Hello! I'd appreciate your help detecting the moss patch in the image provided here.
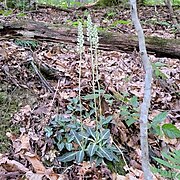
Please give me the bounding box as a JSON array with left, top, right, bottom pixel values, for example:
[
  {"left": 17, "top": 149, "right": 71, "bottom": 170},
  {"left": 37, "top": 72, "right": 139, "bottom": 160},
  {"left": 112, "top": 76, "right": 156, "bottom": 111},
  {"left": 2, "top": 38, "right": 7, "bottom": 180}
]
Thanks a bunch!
[{"left": 106, "top": 156, "right": 126, "bottom": 175}]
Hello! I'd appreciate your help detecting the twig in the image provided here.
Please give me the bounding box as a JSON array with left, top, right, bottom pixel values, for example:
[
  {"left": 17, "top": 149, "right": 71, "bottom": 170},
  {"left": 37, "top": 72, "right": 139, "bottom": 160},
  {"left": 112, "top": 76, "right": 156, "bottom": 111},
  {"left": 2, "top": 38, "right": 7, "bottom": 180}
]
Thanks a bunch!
[
  {"left": 49, "top": 79, "right": 60, "bottom": 111},
  {"left": 112, "top": 140, "right": 130, "bottom": 172},
  {"left": 29, "top": 58, "right": 54, "bottom": 93}
]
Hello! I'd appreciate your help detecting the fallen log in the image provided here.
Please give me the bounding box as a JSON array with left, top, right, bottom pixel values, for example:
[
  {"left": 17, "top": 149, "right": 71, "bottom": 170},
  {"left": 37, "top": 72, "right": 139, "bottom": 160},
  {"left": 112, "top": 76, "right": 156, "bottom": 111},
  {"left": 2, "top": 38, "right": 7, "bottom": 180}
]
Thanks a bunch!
[{"left": 0, "top": 20, "right": 179, "bottom": 58}]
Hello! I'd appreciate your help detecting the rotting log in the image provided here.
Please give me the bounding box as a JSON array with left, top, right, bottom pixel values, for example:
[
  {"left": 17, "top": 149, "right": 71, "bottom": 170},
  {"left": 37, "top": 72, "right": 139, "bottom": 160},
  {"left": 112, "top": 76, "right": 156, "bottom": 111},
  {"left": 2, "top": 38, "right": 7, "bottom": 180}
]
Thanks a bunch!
[{"left": 0, "top": 20, "right": 179, "bottom": 59}]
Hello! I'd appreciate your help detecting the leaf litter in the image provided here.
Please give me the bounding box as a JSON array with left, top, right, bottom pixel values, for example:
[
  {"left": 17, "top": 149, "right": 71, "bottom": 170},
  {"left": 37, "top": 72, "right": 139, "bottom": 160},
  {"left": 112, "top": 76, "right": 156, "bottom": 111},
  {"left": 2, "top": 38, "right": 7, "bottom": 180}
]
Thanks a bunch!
[{"left": 0, "top": 4, "right": 179, "bottom": 180}]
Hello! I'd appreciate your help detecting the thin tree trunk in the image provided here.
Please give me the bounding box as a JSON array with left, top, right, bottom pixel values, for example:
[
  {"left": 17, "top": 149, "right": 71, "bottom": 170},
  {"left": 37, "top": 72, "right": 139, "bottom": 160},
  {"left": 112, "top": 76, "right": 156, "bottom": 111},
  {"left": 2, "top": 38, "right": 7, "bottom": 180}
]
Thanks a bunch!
[{"left": 129, "top": 0, "right": 153, "bottom": 179}]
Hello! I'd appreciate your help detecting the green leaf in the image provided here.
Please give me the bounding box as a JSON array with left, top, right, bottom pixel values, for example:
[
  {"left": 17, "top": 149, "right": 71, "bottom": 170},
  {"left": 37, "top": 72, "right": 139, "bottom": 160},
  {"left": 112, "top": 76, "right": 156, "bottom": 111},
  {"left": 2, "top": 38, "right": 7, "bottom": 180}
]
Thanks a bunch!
[
  {"left": 3, "top": 10, "right": 13, "bottom": 16},
  {"left": 82, "top": 94, "right": 99, "bottom": 100},
  {"left": 99, "top": 129, "right": 110, "bottom": 142},
  {"left": 103, "top": 94, "right": 114, "bottom": 100},
  {"left": 120, "top": 107, "right": 129, "bottom": 116},
  {"left": 58, "top": 152, "right": 77, "bottom": 162},
  {"left": 154, "top": 62, "right": 166, "bottom": 67},
  {"left": 151, "top": 166, "right": 178, "bottom": 178},
  {"left": 57, "top": 142, "right": 64, "bottom": 151},
  {"left": 111, "top": 19, "right": 131, "bottom": 27},
  {"left": 162, "top": 151, "right": 180, "bottom": 165},
  {"left": 110, "top": 151, "right": 119, "bottom": 161},
  {"left": 65, "top": 143, "right": 73, "bottom": 151},
  {"left": 151, "top": 111, "right": 168, "bottom": 127},
  {"left": 173, "top": 150, "right": 180, "bottom": 160},
  {"left": 106, "top": 99, "right": 114, "bottom": 105},
  {"left": 72, "top": 21, "right": 79, "bottom": 27},
  {"left": 89, "top": 101, "right": 94, "bottom": 108},
  {"left": 67, "top": 124, "right": 77, "bottom": 129},
  {"left": 152, "top": 65, "right": 168, "bottom": 79},
  {"left": 126, "top": 117, "right": 136, "bottom": 127},
  {"left": 97, "top": 147, "right": 113, "bottom": 161},
  {"left": 101, "top": 138, "right": 110, "bottom": 146},
  {"left": 76, "top": 150, "right": 85, "bottom": 163},
  {"left": 102, "top": 116, "right": 113, "bottom": 125},
  {"left": 96, "top": 149, "right": 104, "bottom": 158},
  {"left": 151, "top": 125, "right": 163, "bottom": 136},
  {"left": 95, "top": 89, "right": 105, "bottom": 94},
  {"left": 66, "top": 134, "right": 74, "bottom": 142},
  {"left": 59, "top": 129, "right": 65, "bottom": 133},
  {"left": 86, "top": 127, "right": 96, "bottom": 140},
  {"left": 79, "top": 131, "right": 90, "bottom": 140},
  {"left": 87, "top": 143, "right": 98, "bottom": 156},
  {"left": 108, "top": 145, "right": 119, "bottom": 153},
  {"left": 153, "top": 157, "right": 173, "bottom": 168},
  {"left": 96, "top": 157, "right": 104, "bottom": 166},
  {"left": 131, "top": 113, "right": 140, "bottom": 118},
  {"left": 71, "top": 97, "right": 79, "bottom": 104},
  {"left": 55, "top": 114, "right": 71, "bottom": 123},
  {"left": 162, "top": 124, "right": 180, "bottom": 139},
  {"left": 89, "top": 109, "right": 95, "bottom": 115},
  {"left": 90, "top": 156, "right": 103, "bottom": 165},
  {"left": 158, "top": 21, "right": 171, "bottom": 26},
  {"left": 67, "top": 105, "right": 74, "bottom": 111},
  {"left": 129, "top": 96, "right": 138, "bottom": 107},
  {"left": 56, "top": 134, "right": 62, "bottom": 141},
  {"left": 71, "top": 130, "right": 82, "bottom": 148},
  {"left": 17, "top": 12, "right": 26, "bottom": 17},
  {"left": 44, "top": 127, "right": 53, "bottom": 137},
  {"left": 153, "top": 157, "right": 180, "bottom": 169}
]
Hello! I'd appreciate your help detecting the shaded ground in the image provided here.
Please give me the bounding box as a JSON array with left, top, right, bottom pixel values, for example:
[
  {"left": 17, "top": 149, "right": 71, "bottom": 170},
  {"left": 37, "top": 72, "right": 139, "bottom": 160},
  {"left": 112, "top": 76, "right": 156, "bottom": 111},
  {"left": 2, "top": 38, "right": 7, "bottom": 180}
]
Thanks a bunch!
[{"left": 0, "top": 4, "right": 179, "bottom": 180}]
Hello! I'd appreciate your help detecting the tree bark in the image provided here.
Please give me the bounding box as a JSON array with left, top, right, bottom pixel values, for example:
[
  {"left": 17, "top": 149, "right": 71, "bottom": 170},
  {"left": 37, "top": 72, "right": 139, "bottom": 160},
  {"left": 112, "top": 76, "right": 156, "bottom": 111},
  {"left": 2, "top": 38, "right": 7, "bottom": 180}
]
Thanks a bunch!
[{"left": 0, "top": 20, "right": 179, "bottom": 58}]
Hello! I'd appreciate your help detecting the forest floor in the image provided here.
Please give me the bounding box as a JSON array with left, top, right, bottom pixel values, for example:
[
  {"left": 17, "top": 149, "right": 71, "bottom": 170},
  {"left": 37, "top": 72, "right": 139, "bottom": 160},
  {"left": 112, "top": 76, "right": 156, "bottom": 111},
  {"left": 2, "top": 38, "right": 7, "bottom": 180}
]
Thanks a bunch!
[{"left": 0, "top": 4, "right": 179, "bottom": 180}]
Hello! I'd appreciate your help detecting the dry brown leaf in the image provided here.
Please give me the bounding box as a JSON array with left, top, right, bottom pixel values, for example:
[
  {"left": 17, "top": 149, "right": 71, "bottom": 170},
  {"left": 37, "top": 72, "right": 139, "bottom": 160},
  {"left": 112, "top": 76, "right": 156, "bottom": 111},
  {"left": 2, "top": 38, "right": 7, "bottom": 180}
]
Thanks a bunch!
[
  {"left": 130, "top": 160, "right": 141, "bottom": 170},
  {"left": 24, "top": 152, "right": 61, "bottom": 180},
  {"left": 59, "top": 92, "right": 70, "bottom": 99},
  {"left": 33, "top": 105, "right": 50, "bottom": 115},
  {"left": 7, "top": 133, "right": 31, "bottom": 153},
  {"left": 101, "top": 97, "right": 109, "bottom": 114},
  {"left": 162, "top": 136, "right": 178, "bottom": 145},
  {"left": 6, "top": 132, "right": 22, "bottom": 153},
  {"left": 69, "top": 91, "right": 77, "bottom": 98},
  {"left": 112, "top": 173, "right": 128, "bottom": 180},
  {"left": 26, "top": 171, "right": 44, "bottom": 180},
  {"left": 83, "top": 118, "right": 95, "bottom": 128},
  {"left": 24, "top": 152, "right": 46, "bottom": 173},
  {"left": 44, "top": 168, "right": 59, "bottom": 180},
  {"left": 46, "top": 170, "right": 62, "bottom": 180},
  {"left": 0, "top": 157, "right": 29, "bottom": 172},
  {"left": 130, "top": 89, "right": 144, "bottom": 98},
  {"left": 20, "top": 105, "right": 31, "bottom": 115},
  {"left": 20, "top": 134, "right": 31, "bottom": 151},
  {"left": 45, "top": 51, "right": 52, "bottom": 59},
  {"left": 113, "top": 172, "right": 139, "bottom": 180}
]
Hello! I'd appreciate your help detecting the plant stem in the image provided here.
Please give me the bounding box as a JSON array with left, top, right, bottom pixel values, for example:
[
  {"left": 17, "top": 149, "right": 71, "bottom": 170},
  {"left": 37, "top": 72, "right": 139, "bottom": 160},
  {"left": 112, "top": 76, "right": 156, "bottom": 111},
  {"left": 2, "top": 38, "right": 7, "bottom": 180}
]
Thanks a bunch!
[
  {"left": 79, "top": 52, "right": 83, "bottom": 131},
  {"left": 77, "top": 21, "right": 84, "bottom": 131},
  {"left": 90, "top": 44, "right": 98, "bottom": 130},
  {"left": 94, "top": 47, "right": 102, "bottom": 128}
]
